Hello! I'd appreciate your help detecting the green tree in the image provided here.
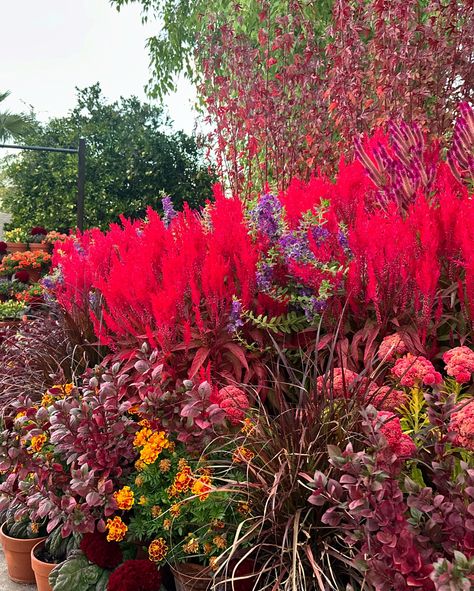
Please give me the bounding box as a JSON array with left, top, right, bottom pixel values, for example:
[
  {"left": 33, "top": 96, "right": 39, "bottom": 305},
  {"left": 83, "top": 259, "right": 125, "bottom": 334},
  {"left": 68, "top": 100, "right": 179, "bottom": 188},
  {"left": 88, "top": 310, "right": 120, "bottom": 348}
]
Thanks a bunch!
[
  {"left": 0, "top": 90, "right": 33, "bottom": 142},
  {"left": 1, "top": 84, "right": 215, "bottom": 230}
]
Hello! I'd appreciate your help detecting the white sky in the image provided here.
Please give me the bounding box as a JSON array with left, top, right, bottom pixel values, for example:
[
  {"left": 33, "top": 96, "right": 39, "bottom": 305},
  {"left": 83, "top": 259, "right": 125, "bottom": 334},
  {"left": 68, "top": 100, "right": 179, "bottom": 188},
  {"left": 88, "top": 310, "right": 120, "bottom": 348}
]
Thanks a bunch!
[{"left": 0, "top": 0, "right": 197, "bottom": 133}]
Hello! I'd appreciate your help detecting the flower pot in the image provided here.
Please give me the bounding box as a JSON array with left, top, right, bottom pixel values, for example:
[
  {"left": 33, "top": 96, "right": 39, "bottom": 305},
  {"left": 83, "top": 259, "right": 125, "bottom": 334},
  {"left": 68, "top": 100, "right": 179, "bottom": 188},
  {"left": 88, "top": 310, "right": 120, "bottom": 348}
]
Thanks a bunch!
[
  {"left": 31, "top": 540, "right": 59, "bottom": 591},
  {"left": 6, "top": 242, "right": 27, "bottom": 253},
  {"left": 29, "top": 243, "right": 48, "bottom": 253},
  {"left": 0, "top": 522, "right": 46, "bottom": 584},
  {"left": 172, "top": 563, "right": 219, "bottom": 591}
]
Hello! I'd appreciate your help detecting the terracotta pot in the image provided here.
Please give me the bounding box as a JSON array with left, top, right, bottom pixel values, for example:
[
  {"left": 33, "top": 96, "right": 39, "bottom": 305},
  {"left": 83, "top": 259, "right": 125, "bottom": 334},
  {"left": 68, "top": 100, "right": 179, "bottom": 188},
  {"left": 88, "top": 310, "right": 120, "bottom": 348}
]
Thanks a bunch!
[
  {"left": 172, "top": 563, "right": 220, "bottom": 591},
  {"left": 6, "top": 242, "right": 27, "bottom": 253},
  {"left": 29, "top": 243, "right": 48, "bottom": 252},
  {"left": 0, "top": 522, "right": 46, "bottom": 584},
  {"left": 31, "top": 540, "right": 59, "bottom": 591}
]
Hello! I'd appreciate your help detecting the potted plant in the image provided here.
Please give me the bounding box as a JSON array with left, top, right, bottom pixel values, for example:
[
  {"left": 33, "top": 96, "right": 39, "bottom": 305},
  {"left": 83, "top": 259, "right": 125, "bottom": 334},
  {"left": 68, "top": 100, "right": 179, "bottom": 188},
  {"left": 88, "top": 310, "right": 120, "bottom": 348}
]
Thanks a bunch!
[
  {"left": 0, "top": 299, "right": 27, "bottom": 327},
  {"left": 28, "top": 226, "right": 49, "bottom": 252},
  {"left": 117, "top": 429, "right": 250, "bottom": 591},
  {"left": 0, "top": 250, "right": 52, "bottom": 282},
  {"left": 0, "top": 279, "right": 28, "bottom": 302},
  {"left": 0, "top": 502, "right": 47, "bottom": 584},
  {"left": 31, "top": 527, "right": 80, "bottom": 591},
  {"left": 4, "top": 227, "right": 28, "bottom": 253},
  {"left": 44, "top": 231, "right": 69, "bottom": 253}
]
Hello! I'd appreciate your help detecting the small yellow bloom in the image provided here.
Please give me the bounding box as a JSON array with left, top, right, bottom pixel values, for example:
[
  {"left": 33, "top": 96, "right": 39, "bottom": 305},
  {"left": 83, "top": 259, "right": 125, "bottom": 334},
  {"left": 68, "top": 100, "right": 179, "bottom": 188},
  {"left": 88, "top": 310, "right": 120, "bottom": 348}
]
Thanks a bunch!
[
  {"left": 135, "top": 460, "right": 146, "bottom": 471},
  {"left": 213, "top": 535, "right": 227, "bottom": 550},
  {"left": 30, "top": 434, "right": 47, "bottom": 453},
  {"left": 139, "top": 418, "right": 151, "bottom": 427},
  {"left": 30, "top": 522, "right": 39, "bottom": 534},
  {"left": 41, "top": 393, "right": 54, "bottom": 407},
  {"left": 170, "top": 503, "right": 181, "bottom": 517},
  {"left": 191, "top": 475, "right": 212, "bottom": 502},
  {"left": 163, "top": 518, "right": 172, "bottom": 530},
  {"left": 114, "top": 486, "right": 134, "bottom": 510},
  {"left": 140, "top": 443, "right": 160, "bottom": 465},
  {"left": 149, "top": 538, "right": 168, "bottom": 562},
  {"left": 106, "top": 516, "right": 128, "bottom": 542},
  {"left": 241, "top": 418, "right": 255, "bottom": 434},
  {"left": 209, "top": 556, "right": 219, "bottom": 571},
  {"left": 183, "top": 537, "right": 199, "bottom": 554},
  {"left": 138, "top": 495, "right": 147, "bottom": 506},
  {"left": 14, "top": 411, "right": 26, "bottom": 421},
  {"left": 159, "top": 459, "right": 171, "bottom": 472},
  {"left": 133, "top": 427, "right": 152, "bottom": 448},
  {"left": 232, "top": 446, "right": 255, "bottom": 464},
  {"left": 151, "top": 505, "right": 162, "bottom": 518}
]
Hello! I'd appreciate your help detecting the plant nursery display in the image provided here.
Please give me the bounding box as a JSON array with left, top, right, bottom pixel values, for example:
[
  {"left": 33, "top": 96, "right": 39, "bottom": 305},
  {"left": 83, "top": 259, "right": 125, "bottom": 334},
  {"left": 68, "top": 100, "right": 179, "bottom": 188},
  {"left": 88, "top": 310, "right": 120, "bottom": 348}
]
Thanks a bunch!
[{"left": 0, "top": 1, "right": 473, "bottom": 590}]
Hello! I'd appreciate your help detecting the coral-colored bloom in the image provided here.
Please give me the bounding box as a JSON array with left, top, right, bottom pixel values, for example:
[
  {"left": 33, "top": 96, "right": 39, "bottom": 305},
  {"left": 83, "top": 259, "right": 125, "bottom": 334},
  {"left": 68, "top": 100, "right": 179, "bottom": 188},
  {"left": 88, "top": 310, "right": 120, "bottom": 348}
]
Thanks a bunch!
[
  {"left": 106, "top": 516, "right": 128, "bottom": 542},
  {"left": 391, "top": 353, "right": 442, "bottom": 387},
  {"left": 378, "top": 333, "right": 408, "bottom": 362},
  {"left": 367, "top": 385, "right": 407, "bottom": 412},
  {"left": 148, "top": 538, "right": 168, "bottom": 562},
  {"left": 443, "top": 346, "right": 474, "bottom": 383},
  {"left": 215, "top": 386, "right": 250, "bottom": 425},
  {"left": 191, "top": 475, "right": 212, "bottom": 501},
  {"left": 316, "top": 367, "right": 361, "bottom": 398},
  {"left": 378, "top": 411, "right": 416, "bottom": 459},
  {"left": 114, "top": 486, "right": 135, "bottom": 510},
  {"left": 171, "top": 463, "right": 193, "bottom": 494},
  {"left": 449, "top": 400, "right": 474, "bottom": 451}
]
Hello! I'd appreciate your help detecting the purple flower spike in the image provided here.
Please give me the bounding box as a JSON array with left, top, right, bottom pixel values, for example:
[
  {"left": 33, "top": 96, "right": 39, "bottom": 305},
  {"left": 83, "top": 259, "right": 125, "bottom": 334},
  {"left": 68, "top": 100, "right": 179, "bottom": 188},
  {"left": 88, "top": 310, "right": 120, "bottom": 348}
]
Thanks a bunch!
[{"left": 162, "top": 195, "right": 177, "bottom": 227}]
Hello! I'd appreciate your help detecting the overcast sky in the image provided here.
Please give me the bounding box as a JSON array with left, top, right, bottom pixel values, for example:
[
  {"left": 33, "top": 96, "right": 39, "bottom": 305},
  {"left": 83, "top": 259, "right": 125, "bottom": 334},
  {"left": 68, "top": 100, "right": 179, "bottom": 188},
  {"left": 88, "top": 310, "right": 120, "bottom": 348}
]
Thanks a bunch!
[{"left": 1, "top": 0, "right": 196, "bottom": 133}]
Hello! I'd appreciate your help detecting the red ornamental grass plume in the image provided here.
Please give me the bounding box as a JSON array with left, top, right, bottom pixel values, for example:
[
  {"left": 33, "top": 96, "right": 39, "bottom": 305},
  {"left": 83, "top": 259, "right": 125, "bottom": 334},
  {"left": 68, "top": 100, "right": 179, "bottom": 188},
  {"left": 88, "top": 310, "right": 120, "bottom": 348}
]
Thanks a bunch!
[
  {"left": 80, "top": 531, "right": 123, "bottom": 569},
  {"left": 107, "top": 560, "right": 162, "bottom": 591}
]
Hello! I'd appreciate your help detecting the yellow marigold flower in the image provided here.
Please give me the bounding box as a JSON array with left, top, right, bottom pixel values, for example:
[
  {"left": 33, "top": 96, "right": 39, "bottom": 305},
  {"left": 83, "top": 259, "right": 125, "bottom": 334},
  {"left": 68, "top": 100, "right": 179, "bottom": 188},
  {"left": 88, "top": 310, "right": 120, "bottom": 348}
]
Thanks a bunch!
[
  {"left": 191, "top": 475, "right": 212, "bottom": 502},
  {"left": 138, "top": 495, "right": 147, "bottom": 506},
  {"left": 213, "top": 535, "right": 226, "bottom": 550},
  {"left": 151, "top": 505, "right": 162, "bottom": 518},
  {"left": 30, "top": 434, "right": 47, "bottom": 453},
  {"left": 238, "top": 501, "right": 252, "bottom": 515},
  {"left": 114, "top": 486, "right": 134, "bottom": 510},
  {"left": 41, "top": 393, "right": 54, "bottom": 407},
  {"left": 63, "top": 383, "right": 74, "bottom": 396},
  {"left": 135, "top": 475, "right": 144, "bottom": 487},
  {"left": 14, "top": 411, "right": 26, "bottom": 421},
  {"left": 135, "top": 460, "right": 146, "bottom": 471},
  {"left": 167, "top": 441, "right": 176, "bottom": 453},
  {"left": 138, "top": 418, "right": 151, "bottom": 427},
  {"left": 106, "top": 516, "right": 128, "bottom": 542},
  {"left": 133, "top": 427, "right": 152, "bottom": 448},
  {"left": 163, "top": 518, "right": 172, "bottom": 531},
  {"left": 203, "top": 542, "right": 212, "bottom": 555},
  {"left": 232, "top": 446, "right": 255, "bottom": 464},
  {"left": 140, "top": 443, "right": 160, "bottom": 465},
  {"left": 209, "top": 556, "right": 219, "bottom": 571},
  {"left": 170, "top": 503, "right": 181, "bottom": 517},
  {"left": 241, "top": 418, "right": 255, "bottom": 434},
  {"left": 148, "top": 538, "right": 168, "bottom": 563},
  {"left": 128, "top": 404, "right": 140, "bottom": 415},
  {"left": 159, "top": 459, "right": 171, "bottom": 472},
  {"left": 30, "top": 522, "right": 39, "bottom": 534},
  {"left": 148, "top": 431, "right": 169, "bottom": 449},
  {"left": 183, "top": 537, "right": 199, "bottom": 554}
]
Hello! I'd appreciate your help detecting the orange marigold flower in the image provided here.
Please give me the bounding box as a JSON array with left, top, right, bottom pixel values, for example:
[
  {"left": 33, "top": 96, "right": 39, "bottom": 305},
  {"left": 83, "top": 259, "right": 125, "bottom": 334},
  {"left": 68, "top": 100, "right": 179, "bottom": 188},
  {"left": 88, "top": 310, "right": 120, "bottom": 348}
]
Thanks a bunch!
[
  {"left": 172, "top": 464, "right": 193, "bottom": 494},
  {"left": 41, "top": 393, "right": 54, "bottom": 407},
  {"left": 232, "top": 446, "right": 255, "bottom": 463},
  {"left": 106, "top": 516, "right": 128, "bottom": 542},
  {"left": 128, "top": 404, "right": 140, "bottom": 415},
  {"left": 170, "top": 503, "right": 181, "bottom": 517},
  {"left": 139, "top": 418, "right": 151, "bottom": 427},
  {"left": 191, "top": 475, "right": 212, "bottom": 501},
  {"left": 203, "top": 542, "right": 212, "bottom": 555},
  {"left": 163, "top": 518, "right": 172, "bottom": 531},
  {"left": 30, "top": 434, "right": 47, "bottom": 453},
  {"left": 135, "top": 475, "right": 144, "bottom": 487},
  {"left": 237, "top": 501, "right": 252, "bottom": 515},
  {"left": 135, "top": 460, "right": 146, "bottom": 471},
  {"left": 151, "top": 505, "right": 162, "bottom": 518},
  {"left": 30, "top": 522, "right": 39, "bottom": 534},
  {"left": 114, "top": 486, "right": 134, "bottom": 510},
  {"left": 148, "top": 538, "right": 168, "bottom": 562},
  {"left": 159, "top": 459, "right": 171, "bottom": 472},
  {"left": 140, "top": 443, "right": 161, "bottom": 465},
  {"left": 211, "top": 519, "right": 225, "bottom": 530},
  {"left": 209, "top": 556, "right": 219, "bottom": 571},
  {"left": 133, "top": 427, "right": 152, "bottom": 448},
  {"left": 241, "top": 418, "right": 255, "bottom": 435},
  {"left": 213, "top": 535, "right": 226, "bottom": 549},
  {"left": 183, "top": 537, "right": 199, "bottom": 554}
]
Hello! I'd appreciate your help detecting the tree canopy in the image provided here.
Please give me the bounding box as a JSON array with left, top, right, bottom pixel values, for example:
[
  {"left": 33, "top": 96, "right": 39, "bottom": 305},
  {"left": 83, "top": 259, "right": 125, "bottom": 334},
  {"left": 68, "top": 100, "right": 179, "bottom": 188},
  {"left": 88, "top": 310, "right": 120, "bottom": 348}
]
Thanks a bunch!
[
  {"left": 1, "top": 84, "right": 215, "bottom": 231},
  {"left": 0, "top": 90, "right": 33, "bottom": 143}
]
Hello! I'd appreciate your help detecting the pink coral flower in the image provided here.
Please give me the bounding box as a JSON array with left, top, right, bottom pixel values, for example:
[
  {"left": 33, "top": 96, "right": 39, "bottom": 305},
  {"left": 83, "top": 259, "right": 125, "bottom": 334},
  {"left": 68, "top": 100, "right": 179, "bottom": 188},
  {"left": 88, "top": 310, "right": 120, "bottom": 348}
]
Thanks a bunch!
[
  {"left": 449, "top": 400, "right": 474, "bottom": 451},
  {"left": 216, "top": 386, "right": 249, "bottom": 425},
  {"left": 391, "top": 353, "right": 442, "bottom": 387},
  {"left": 442, "top": 346, "right": 474, "bottom": 384},
  {"left": 378, "top": 411, "right": 416, "bottom": 459},
  {"left": 316, "top": 368, "right": 364, "bottom": 399},
  {"left": 378, "top": 333, "right": 408, "bottom": 362},
  {"left": 367, "top": 385, "right": 407, "bottom": 412}
]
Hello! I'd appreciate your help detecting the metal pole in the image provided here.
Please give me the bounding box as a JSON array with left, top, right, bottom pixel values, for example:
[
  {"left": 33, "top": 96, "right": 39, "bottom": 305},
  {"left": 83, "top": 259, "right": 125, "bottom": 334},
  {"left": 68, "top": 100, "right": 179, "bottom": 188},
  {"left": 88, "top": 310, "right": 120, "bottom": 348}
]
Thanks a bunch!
[{"left": 77, "top": 138, "right": 86, "bottom": 231}]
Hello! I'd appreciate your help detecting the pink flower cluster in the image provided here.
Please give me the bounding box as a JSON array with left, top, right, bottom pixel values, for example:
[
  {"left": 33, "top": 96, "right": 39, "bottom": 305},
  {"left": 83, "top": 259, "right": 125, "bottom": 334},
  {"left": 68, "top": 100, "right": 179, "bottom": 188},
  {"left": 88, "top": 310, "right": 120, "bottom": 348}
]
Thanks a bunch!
[
  {"left": 316, "top": 368, "right": 360, "bottom": 399},
  {"left": 215, "top": 386, "right": 249, "bottom": 425},
  {"left": 378, "top": 333, "right": 408, "bottom": 362},
  {"left": 367, "top": 385, "right": 407, "bottom": 412},
  {"left": 391, "top": 353, "right": 442, "bottom": 387},
  {"left": 449, "top": 400, "right": 474, "bottom": 451},
  {"left": 378, "top": 411, "right": 417, "bottom": 459},
  {"left": 442, "top": 346, "right": 474, "bottom": 384}
]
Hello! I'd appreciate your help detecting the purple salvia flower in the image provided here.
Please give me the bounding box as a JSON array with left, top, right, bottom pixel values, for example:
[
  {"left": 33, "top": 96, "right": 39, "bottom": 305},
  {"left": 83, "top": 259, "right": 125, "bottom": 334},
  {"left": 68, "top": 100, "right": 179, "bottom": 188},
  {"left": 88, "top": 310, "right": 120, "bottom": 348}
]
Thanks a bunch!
[
  {"left": 256, "top": 262, "right": 274, "bottom": 291},
  {"left": 228, "top": 299, "right": 244, "bottom": 333},
  {"left": 251, "top": 193, "right": 283, "bottom": 240},
  {"left": 162, "top": 195, "right": 177, "bottom": 227}
]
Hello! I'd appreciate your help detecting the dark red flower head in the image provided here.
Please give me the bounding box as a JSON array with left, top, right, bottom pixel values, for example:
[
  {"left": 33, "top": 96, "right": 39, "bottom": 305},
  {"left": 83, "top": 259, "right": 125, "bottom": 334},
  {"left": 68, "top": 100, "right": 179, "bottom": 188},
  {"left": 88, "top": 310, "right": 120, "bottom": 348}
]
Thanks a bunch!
[
  {"left": 30, "top": 226, "right": 47, "bottom": 236},
  {"left": 15, "top": 270, "right": 30, "bottom": 283},
  {"left": 107, "top": 560, "right": 162, "bottom": 591},
  {"left": 0, "top": 242, "right": 7, "bottom": 254},
  {"left": 80, "top": 531, "right": 123, "bottom": 569}
]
